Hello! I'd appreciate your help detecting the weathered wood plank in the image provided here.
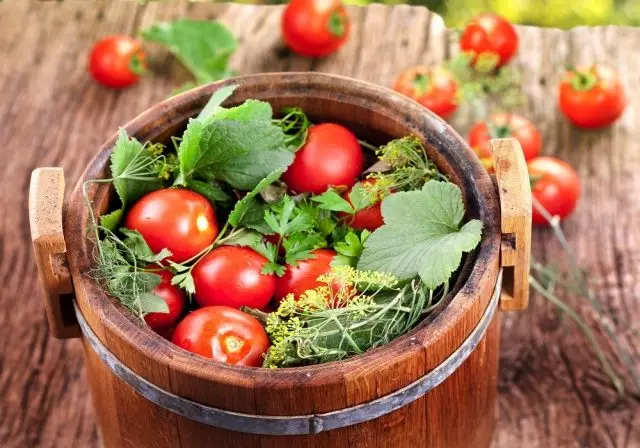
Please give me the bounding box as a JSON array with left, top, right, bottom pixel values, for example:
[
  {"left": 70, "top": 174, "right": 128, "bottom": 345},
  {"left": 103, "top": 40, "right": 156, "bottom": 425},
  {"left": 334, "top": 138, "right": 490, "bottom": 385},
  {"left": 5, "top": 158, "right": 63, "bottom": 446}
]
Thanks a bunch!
[{"left": 0, "top": 1, "right": 638, "bottom": 447}]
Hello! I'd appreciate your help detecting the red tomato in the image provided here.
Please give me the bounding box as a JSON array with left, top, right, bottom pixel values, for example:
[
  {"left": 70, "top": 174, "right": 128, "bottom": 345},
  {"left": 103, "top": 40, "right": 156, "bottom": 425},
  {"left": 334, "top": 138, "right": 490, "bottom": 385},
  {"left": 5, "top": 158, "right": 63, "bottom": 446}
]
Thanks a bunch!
[
  {"left": 528, "top": 157, "right": 580, "bottom": 226},
  {"left": 460, "top": 13, "right": 518, "bottom": 68},
  {"left": 282, "top": 0, "right": 350, "bottom": 58},
  {"left": 144, "top": 270, "right": 187, "bottom": 330},
  {"left": 393, "top": 66, "right": 459, "bottom": 119},
  {"left": 275, "top": 249, "right": 336, "bottom": 302},
  {"left": 283, "top": 123, "right": 364, "bottom": 194},
  {"left": 559, "top": 65, "right": 626, "bottom": 129},
  {"left": 125, "top": 189, "right": 218, "bottom": 263},
  {"left": 339, "top": 178, "right": 385, "bottom": 231},
  {"left": 468, "top": 113, "right": 541, "bottom": 163},
  {"left": 89, "top": 35, "right": 145, "bottom": 89},
  {"left": 192, "top": 246, "right": 276, "bottom": 310},
  {"left": 172, "top": 306, "right": 269, "bottom": 367}
]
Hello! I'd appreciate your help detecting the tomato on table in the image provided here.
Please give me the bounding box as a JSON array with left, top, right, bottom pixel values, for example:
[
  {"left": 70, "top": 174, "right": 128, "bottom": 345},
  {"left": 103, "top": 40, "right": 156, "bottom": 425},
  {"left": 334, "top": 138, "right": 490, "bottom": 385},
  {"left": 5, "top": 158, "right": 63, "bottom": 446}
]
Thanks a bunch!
[
  {"left": 339, "top": 178, "right": 385, "bottom": 231},
  {"left": 192, "top": 246, "right": 276, "bottom": 310},
  {"left": 172, "top": 306, "right": 269, "bottom": 367},
  {"left": 558, "top": 64, "right": 626, "bottom": 129},
  {"left": 274, "top": 249, "right": 336, "bottom": 302},
  {"left": 144, "top": 270, "right": 187, "bottom": 330},
  {"left": 89, "top": 35, "right": 145, "bottom": 89},
  {"left": 393, "top": 66, "right": 459, "bottom": 119},
  {"left": 460, "top": 13, "right": 518, "bottom": 68},
  {"left": 125, "top": 189, "right": 218, "bottom": 263},
  {"left": 528, "top": 157, "right": 580, "bottom": 226},
  {"left": 468, "top": 113, "right": 542, "bottom": 163},
  {"left": 283, "top": 123, "right": 364, "bottom": 194},
  {"left": 282, "top": 0, "right": 350, "bottom": 57}
]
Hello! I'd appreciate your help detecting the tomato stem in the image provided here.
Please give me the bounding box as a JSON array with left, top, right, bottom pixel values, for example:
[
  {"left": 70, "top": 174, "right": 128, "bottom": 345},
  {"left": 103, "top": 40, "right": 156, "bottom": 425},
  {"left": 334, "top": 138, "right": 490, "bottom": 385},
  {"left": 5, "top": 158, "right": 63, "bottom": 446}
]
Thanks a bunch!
[
  {"left": 411, "top": 73, "right": 430, "bottom": 96},
  {"left": 128, "top": 53, "right": 146, "bottom": 76},
  {"left": 327, "top": 11, "right": 346, "bottom": 38},
  {"left": 570, "top": 70, "right": 598, "bottom": 92}
]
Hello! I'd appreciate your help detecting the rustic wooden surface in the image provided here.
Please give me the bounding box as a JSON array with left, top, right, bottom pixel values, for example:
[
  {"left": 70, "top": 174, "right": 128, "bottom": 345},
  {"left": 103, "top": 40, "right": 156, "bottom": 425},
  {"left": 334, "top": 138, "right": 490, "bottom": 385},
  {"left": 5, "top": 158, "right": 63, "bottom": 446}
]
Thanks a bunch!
[{"left": 0, "top": 1, "right": 638, "bottom": 447}]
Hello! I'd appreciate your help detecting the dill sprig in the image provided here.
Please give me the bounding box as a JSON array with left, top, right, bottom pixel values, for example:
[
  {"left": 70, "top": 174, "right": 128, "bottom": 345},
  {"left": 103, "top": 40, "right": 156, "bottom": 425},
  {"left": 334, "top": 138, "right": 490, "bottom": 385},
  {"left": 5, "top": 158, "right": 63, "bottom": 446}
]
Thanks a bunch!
[
  {"left": 89, "top": 226, "right": 165, "bottom": 320},
  {"left": 255, "top": 266, "right": 447, "bottom": 368},
  {"left": 365, "top": 136, "right": 448, "bottom": 199}
]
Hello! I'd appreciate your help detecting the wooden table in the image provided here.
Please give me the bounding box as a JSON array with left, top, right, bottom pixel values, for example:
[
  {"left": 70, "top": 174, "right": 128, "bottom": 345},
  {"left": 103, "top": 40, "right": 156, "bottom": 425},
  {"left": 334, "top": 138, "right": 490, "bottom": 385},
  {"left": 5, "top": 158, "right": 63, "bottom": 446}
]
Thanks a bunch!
[{"left": 1, "top": 1, "right": 638, "bottom": 447}]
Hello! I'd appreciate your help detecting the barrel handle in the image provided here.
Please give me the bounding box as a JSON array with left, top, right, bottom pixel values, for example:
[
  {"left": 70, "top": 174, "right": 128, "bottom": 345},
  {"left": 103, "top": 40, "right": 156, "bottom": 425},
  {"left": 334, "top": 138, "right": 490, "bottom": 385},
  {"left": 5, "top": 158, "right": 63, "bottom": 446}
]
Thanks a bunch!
[
  {"left": 491, "top": 138, "right": 532, "bottom": 311},
  {"left": 29, "top": 168, "right": 80, "bottom": 338}
]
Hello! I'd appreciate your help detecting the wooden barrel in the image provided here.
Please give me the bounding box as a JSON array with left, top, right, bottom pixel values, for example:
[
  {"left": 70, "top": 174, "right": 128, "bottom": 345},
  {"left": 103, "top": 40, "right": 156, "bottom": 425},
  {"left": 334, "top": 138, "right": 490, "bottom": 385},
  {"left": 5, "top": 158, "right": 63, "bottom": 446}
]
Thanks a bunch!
[{"left": 29, "top": 73, "right": 531, "bottom": 448}]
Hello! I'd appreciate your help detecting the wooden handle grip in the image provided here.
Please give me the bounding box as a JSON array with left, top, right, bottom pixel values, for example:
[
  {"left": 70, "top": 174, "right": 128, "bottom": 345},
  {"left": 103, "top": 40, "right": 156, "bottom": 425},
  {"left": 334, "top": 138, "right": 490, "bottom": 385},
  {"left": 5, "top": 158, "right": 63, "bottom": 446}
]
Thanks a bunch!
[
  {"left": 490, "top": 138, "right": 532, "bottom": 311},
  {"left": 29, "top": 168, "right": 80, "bottom": 338}
]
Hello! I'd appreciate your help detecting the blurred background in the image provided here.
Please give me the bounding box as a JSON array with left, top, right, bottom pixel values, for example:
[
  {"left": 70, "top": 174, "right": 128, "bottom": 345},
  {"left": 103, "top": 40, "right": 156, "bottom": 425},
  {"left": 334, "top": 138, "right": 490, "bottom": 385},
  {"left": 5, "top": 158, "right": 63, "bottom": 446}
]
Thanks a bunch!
[{"left": 239, "top": 0, "right": 640, "bottom": 27}]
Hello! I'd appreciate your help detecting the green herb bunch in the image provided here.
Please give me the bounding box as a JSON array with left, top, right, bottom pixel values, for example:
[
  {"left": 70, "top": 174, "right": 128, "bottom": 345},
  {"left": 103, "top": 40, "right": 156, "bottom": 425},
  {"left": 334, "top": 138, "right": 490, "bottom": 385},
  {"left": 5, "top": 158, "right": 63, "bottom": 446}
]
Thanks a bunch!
[
  {"left": 85, "top": 86, "right": 483, "bottom": 370},
  {"left": 253, "top": 266, "right": 446, "bottom": 368}
]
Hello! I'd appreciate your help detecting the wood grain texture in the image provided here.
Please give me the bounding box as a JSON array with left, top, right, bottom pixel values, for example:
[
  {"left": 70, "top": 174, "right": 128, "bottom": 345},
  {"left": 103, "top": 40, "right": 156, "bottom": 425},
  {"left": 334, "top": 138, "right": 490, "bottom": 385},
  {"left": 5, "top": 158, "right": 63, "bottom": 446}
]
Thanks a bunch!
[
  {"left": 0, "top": 1, "right": 638, "bottom": 447},
  {"left": 492, "top": 138, "right": 532, "bottom": 311},
  {"left": 29, "top": 168, "right": 80, "bottom": 338}
]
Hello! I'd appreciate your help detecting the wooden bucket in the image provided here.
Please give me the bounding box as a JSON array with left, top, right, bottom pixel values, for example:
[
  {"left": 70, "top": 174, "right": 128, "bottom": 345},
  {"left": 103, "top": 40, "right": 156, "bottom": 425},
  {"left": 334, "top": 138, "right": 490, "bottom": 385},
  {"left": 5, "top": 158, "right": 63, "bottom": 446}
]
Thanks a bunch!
[{"left": 29, "top": 73, "right": 531, "bottom": 448}]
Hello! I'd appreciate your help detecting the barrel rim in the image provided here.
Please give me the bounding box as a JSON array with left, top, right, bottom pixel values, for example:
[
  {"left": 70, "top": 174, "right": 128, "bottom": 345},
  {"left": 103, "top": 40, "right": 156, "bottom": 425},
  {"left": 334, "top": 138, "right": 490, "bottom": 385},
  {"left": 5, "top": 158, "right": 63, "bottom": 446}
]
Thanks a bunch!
[{"left": 64, "top": 72, "right": 501, "bottom": 408}]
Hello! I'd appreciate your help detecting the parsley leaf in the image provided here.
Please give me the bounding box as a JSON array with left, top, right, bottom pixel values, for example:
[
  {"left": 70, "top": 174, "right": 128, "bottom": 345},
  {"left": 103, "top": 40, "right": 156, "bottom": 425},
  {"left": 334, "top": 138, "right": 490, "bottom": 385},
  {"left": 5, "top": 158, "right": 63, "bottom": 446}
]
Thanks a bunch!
[
  {"left": 252, "top": 241, "right": 284, "bottom": 276},
  {"left": 172, "top": 271, "right": 196, "bottom": 295},
  {"left": 264, "top": 195, "right": 315, "bottom": 237},
  {"left": 312, "top": 189, "right": 353, "bottom": 214},
  {"left": 282, "top": 232, "right": 325, "bottom": 267},
  {"left": 140, "top": 19, "right": 237, "bottom": 85},
  {"left": 332, "top": 230, "right": 369, "bottom": 267},
  {"left": 357, "top": 181, "right": 483, "bottom": 289}
]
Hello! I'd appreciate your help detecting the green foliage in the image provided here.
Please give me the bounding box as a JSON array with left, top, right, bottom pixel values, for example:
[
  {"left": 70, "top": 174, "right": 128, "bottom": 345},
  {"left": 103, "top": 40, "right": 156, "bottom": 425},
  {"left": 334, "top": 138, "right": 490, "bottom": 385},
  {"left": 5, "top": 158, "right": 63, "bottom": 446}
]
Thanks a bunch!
[
  {"left": 365, "top": 136, "right": 447, "bottom": 195},
  {"left": 140, "top": 19, "right": 237, "bottom": 85},
  {"left": 90, "top": 227, "right": 169, "bottom": 318},
  {"left": 175, "top": 101, "right": 294, "bottom": 191},
  {"left": 358, "top": 181, "right": 483, "bottom": 289},
  {"left": 258, "top": 266, "right": 445, "bottom": 368}
]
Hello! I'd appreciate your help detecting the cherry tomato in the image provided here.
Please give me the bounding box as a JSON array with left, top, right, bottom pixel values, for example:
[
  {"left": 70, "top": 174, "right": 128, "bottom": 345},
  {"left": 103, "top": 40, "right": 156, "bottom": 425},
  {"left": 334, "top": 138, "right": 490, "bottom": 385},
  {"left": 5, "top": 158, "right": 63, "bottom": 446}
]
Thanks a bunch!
[
  {"left": 282, "top": 0, "right": 350, "bottom": 58},
  {"left": 274, "top": 249, "right": 336, "bottom": 302},
  {"left": 460, "top": 13, "right": 518, "bottom": 68},
  {"left": 559, "top": 65, "right": 626, "bottom": 129},
  {"left": 339, "top": 178, "right": 385, "bottom": 231},
  {"left": 192, "top": 246, "right": 276, "bottom": 310},
  {"left": 88, "top": 35, "right": 145, "bottom": 89},
  {"left": 172, "top": 306, "right": 269, "bottom": 367},
  {"left": 125, "top": 189, "right": 218, "bottom": 263},
  {"left": 468, "top": 113, "right": 541, "bottom": 163},
  {"left": 528, "top": 157, "right": 580, "bottom": 226},
  {"left": 283, "top": 123, "right": 364, "bottom": 194},
  {"left": 393, "top": 66, "right": 459, "bottom": 119},
  {"left": 144, "top": 270, "right": 187, "bottom": 330}
]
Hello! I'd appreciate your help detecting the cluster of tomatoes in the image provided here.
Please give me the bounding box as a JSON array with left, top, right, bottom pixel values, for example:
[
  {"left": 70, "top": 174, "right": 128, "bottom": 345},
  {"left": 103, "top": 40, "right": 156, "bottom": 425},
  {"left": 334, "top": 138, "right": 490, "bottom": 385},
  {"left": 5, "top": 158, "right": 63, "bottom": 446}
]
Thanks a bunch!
[
  {"left": 391, "top": 13, "right": 625, "bottom": 226},
  {"left": 124, "top": 123, "right": 376, "bottom": 366}
]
